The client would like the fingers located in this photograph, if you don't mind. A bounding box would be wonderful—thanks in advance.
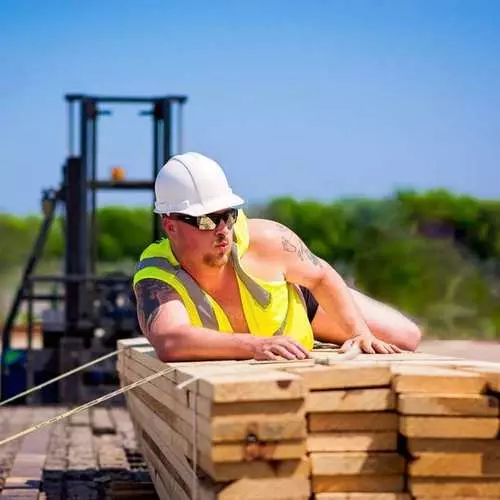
[391,344,403,353]
[257,337,310,361]
[260,351,280,361]
[340,335,404,355]
[339,338,355,353]
[294,340,311,358]
[378,341,402,354]
[271,343,300,360]
[372,341,391,354]
[370,339,403,354]
[361,338,376,354]
[284,342,309,360]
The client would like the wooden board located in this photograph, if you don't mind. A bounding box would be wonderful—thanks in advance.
[409,452,500,478]
[409,478,500,497]
[307,432,397,452]
[400,416,499,439]
[315,495,410,500]
[398,393,499,416]
[217,477,310,500]
[306,389,395,413]
[391,366,487,394]
[407,438,500,455]
[127,381,307,443]
[195,370,306,402]
[284,363,392,390]
[117,342,500,500]
[312,475,405,494]
[412,497,499,500]
[123,349,307,402]
[123,356,306,419]
[1,409,54,498]
[310,452,405,476]
[465,365,500,392]
[308,412,398,432]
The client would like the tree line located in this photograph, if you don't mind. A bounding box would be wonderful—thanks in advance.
[1,189,499,338]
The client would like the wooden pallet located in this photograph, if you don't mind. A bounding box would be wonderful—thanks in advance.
[117,338,500,500]
[0,404,157,499]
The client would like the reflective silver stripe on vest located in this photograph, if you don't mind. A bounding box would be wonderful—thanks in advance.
[135,257,219,330]
[137,247,293,336]
[231,244,294,336]
[230,244,271,307]
[272,285,290,336]
[230,243,294,336]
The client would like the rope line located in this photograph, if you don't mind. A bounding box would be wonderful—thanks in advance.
[0,344,361,450]
[0,349,121,407]
[0,363,176,448]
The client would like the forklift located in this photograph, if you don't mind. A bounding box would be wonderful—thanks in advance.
[0,93,187,404]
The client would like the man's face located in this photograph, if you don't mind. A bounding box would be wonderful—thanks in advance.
[162,208,238,268]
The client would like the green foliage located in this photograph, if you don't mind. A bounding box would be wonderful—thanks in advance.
[0,213,35,273]
[95,206,152,261]
[1,189,499,338]
[260,191,500,338]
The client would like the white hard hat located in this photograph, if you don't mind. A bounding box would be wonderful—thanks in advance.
[154,152,244,216]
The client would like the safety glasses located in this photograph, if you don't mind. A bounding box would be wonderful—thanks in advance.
[170,208,238,231]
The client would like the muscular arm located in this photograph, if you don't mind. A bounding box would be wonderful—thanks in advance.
[253,220,374,343]
[250,219,417,352]
[134,278,308,362]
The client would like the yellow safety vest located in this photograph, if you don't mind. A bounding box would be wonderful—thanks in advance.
[133,210,314,350]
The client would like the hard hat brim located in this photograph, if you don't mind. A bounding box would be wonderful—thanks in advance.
[154,192,245,216]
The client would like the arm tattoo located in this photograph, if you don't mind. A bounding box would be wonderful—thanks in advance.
[134,279,180,334]
[274,222,290,233]
[278,226,323,268]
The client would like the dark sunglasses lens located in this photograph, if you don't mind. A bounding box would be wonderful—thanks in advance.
[198,216,217,230]
[199,209,238,230]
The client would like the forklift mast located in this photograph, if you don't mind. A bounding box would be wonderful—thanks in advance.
[0,94,188,404]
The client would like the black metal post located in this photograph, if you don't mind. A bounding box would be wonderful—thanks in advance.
[0,193,59,349]
[89,101,98,277]
[68,99,75,156]
[27,279,34,351]
[0,191,59,399]
[64,156,86,334]
[177,102,184,154]
[152,102,164,241]
[162,99,172,167]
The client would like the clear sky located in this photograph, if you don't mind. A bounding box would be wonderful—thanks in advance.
[1,0,499,214]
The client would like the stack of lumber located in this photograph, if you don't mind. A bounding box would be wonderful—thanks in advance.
[116,340,500,500]
[393,362,500,499]
[283,359,409,500]
[117,339,311,500]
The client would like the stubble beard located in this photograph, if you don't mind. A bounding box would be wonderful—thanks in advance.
[203,235,232,268]
[203,248,231,268]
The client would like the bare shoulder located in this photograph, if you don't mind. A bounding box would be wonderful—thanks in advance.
[247,218,288,255]
[247,217,281,238]
[247,218,322,266]
[134,278,182,335]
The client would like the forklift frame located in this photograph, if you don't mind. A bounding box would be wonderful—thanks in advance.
[0,93,187,402]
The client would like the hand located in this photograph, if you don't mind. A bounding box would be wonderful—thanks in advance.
[340,334,403,354]
[252,336,310,361]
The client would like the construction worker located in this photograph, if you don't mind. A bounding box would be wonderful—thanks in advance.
[133,152,422,361]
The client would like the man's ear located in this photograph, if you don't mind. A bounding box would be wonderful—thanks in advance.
[161,215,175,235]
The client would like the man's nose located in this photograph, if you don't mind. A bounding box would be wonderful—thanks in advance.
[214,219,230,234]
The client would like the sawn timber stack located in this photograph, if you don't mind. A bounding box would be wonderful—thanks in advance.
[116,339,500,500]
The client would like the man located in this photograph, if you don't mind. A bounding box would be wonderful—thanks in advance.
[134,152,422,362]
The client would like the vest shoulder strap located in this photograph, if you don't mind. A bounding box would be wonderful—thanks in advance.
[135,257,218,330]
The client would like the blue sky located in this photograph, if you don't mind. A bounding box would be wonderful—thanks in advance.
[1,0,499,214]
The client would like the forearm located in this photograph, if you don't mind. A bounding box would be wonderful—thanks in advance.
[149,324,256,362]
[309,266,373,341]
